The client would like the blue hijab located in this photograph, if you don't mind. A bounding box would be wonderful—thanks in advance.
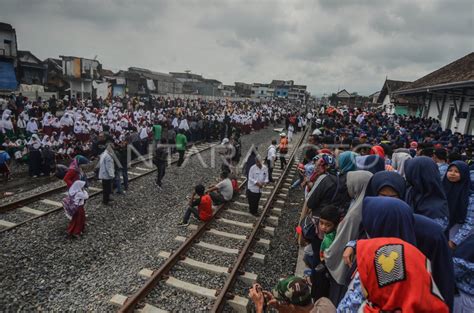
[366,171,406,198]
[414,214,454,310]
[357,155,385,174]
[404,156,449,221]
[362,196,416,245]
[455,233,474,263]
[443,161,471,227]
[338,151,357,174]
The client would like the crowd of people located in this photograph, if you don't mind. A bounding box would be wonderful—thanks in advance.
[0,93,307,182]
[3,91,473,312]
[248,108,473,313]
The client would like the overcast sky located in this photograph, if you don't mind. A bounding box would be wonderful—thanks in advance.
[1,0,473,95]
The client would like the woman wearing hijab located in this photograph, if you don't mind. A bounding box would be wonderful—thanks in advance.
[414,214,455,311]
[338,197,417,311]
[355,155,385,174]
[324,171,372,298]
[391,151,412,177]
[62,180,89,237]
[63,155,89,188]
[352,237,449,312]
[27,134,42,177]
[365,171,406,198]
[453,234,474,313]
[337,151,357,175]
[443,160,474,249]
[404,156,449,230]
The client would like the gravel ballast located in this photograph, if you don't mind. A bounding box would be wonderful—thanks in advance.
[0,126,299,311]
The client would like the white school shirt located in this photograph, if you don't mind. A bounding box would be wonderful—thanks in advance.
[247,164,269,193]
[267,145,276,165]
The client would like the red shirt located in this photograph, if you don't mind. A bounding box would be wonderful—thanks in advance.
[198,194,213,221]
[64,169,79,188]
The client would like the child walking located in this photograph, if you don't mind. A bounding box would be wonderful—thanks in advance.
[63,180,89,238]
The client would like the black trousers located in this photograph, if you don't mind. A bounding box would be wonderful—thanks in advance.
[246,190,261,215]
[266,159,273,182]
[156,162,166,186]
[279,155,287,169]
[177,150,185,167]
[102,179,112,204]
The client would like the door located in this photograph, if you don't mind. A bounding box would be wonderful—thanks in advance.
[446,107,454,130]
[466,107,474,135]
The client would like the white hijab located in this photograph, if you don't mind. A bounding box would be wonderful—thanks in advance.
[68,180,89,205]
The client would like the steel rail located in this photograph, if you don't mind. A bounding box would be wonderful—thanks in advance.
[118,179,248,313]
[0,142,217,234]
[118,129,308,313]
[211,127,308,312]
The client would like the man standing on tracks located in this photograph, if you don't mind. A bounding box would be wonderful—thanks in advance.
[152,120,162,151]
[278,132,289,169]
[266,139,277,183]
[175,129,187,167]
[247,156,269,216]
[153,138,168,189]
[98,143,115,205]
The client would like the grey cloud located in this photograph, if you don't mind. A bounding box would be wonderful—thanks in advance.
[291,24,358,61]
[0,0,471,96]
[197,2,296,44]
[369,0,473,37]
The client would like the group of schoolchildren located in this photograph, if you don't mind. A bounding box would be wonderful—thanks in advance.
[248,108,473,313]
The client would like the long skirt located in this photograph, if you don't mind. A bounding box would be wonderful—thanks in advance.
[67,207,86,235]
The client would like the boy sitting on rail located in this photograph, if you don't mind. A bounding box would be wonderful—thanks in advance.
[178,184,213,227]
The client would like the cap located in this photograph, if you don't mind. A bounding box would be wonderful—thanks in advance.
[272,276,312,306]
[280,132,286,137]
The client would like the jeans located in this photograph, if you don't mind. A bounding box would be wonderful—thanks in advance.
[182,206,199,223]
[114,168,129,193]
[210,191,225,205]
[291,178,301,189]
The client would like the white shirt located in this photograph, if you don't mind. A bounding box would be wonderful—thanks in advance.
[267,145,276,166]
[247,164,269,193]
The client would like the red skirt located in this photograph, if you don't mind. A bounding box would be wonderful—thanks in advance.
[67,206,86,235]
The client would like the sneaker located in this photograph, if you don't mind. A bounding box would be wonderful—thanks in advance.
[157,185,163,190]
[177,222,190,227]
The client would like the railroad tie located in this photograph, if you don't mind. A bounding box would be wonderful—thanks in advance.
[0,219,16,228]
[174,235,265,263]
[18,206,44,216]
[135,167,151,171]
[40,199,63,207]
[154,251,258,285]
[109,294,128,307]
[188,224,270,248]
[127,171,142,176]
[87,186,102,192]
[166,277,249,312]
[139,303,169,313]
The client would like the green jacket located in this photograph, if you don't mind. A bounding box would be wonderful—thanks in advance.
[152,124,162,141]
[176,133,188,151]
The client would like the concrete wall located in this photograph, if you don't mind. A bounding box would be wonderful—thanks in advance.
[0,29,17,59]
[424,95,474,134]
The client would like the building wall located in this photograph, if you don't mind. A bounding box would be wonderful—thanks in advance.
[0,28,17,59]
[424,96,474,134]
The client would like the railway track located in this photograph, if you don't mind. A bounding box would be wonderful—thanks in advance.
[111,129,308,312]
[0,141,219,233]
